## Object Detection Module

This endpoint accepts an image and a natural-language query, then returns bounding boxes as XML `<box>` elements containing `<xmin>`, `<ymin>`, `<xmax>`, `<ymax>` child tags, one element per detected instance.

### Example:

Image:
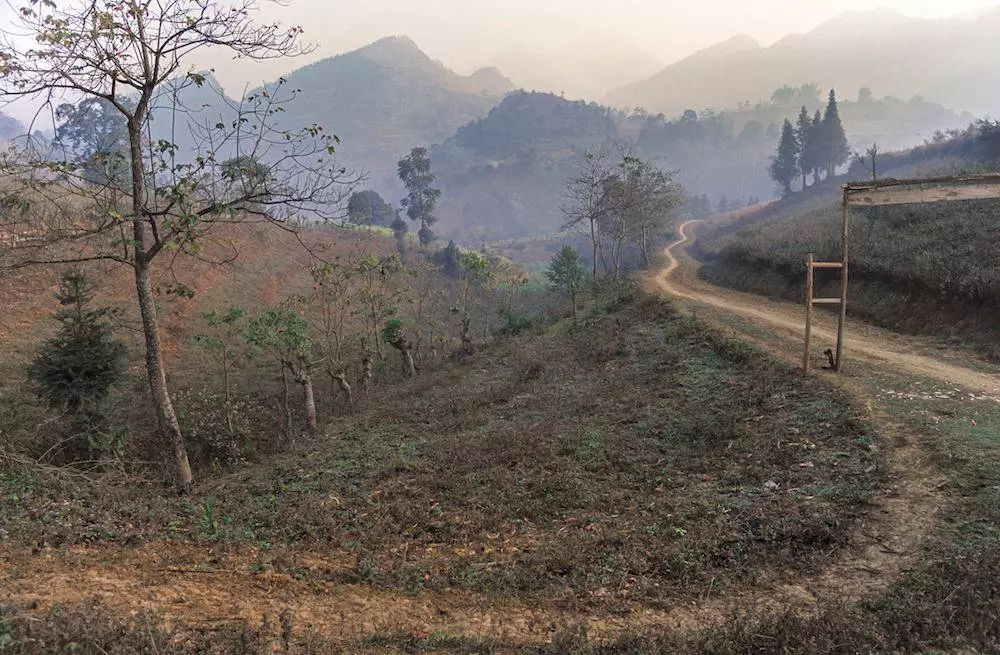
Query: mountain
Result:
<box><xmin>431</xmin><ymin>91</ymin><xmax>620</xmax><ymax>241</ymax></box>
<box><xmin>259</xmin><ymin>36</ymin><xmax>514</xmax><ymax>187</ymax></box>
<box><xmin>0</xmin><ymin>112</ymin><xmax>25</xmax><ymax>142</ymax></box>
<box><xmin>955</xmin><ymin>4</ymin><xmax>1000</xmax><ymax>19</ymax></box>
<box><xmin>606</xmin><ymin>8</ymin><xmax>1000</xmax><ymax>117</ymax></box>
<box><xmin>486</xmin><ymin>35</ymin><xmax>662</xmax><ymax>101</ymax></box>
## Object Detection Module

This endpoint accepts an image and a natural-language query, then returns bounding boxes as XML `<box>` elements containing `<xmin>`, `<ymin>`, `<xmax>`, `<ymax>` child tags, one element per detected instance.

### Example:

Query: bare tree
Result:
<box><xmin>0</xmin><ymin>0</ymin><xmax>355</xmax><ymax>486</ymax></box>
<box><xmin>854</xmin><ymin>142</ymin><xmax>881</xmax><ymax>182</ymax></box>
<box><xmin>601</xmin><ymin>153</ymin><xmax>683</xmax><ymax>274</ymax></box>
<box><xmin>562</xmin><ymin>147</ymin><xmax>613</xmax><ymax>283</ymax></box>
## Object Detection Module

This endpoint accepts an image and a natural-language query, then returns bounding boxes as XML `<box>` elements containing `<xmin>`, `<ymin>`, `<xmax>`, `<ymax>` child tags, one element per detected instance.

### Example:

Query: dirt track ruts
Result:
<box><xmin>654</xmin><ymin>219</ymin><xmax>1000</xmax><ymax>397</ymax></box>
<box><xmin>3</xmin><ymin>223</ymin><xmax>994</xmax><ymax>646</ymax></box>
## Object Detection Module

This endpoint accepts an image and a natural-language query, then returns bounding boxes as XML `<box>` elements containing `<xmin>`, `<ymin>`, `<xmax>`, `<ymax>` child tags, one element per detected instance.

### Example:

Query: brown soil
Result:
<box><xmin>4</xmin><ymin>219</ymin><xmax>995</xmax><ymax>646</ymax></box>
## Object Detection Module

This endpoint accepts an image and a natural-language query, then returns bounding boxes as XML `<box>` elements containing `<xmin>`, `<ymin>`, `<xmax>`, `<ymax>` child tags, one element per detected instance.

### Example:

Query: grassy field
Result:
<box><xmin>0</xmin><ymin>284</ymin><xmax>888</xmax><ymax>651</ymax></box>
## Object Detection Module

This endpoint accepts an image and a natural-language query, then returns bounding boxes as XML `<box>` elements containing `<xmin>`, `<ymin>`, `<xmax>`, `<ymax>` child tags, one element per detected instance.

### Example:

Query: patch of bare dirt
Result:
<box><xmin>0</xmin><ymin>222</ymin><xmax>977</xmax><ymax>645</ymax></box>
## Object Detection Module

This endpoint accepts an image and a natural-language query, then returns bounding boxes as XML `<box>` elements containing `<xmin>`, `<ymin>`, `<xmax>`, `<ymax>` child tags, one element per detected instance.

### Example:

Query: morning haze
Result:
<box><xmin>203</xmin><ymin>0</ymin><xmax>996</xmax><ymax>93</ymax></box>
<box><xmin>3</xmin><ymin>0</ymin><xmax>1000</xmax><ymax>649</ymax></box>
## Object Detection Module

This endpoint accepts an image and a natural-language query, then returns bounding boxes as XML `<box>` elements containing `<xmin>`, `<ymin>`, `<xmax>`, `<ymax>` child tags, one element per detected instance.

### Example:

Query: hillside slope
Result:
<box><xmin>0</xmin><ymin>286</ymin><xmax>890</xmax><ymax>649</ymax></box>
<box><xmin>607</xmin><ymin>8</ymin><xmax>1000</xmax><ymax>116</ymax></box>
<box><xmin>258</xmin><ymin>36</ymin><xmax>513</xmax><ymax>190</ymax></box>
<box><xmin>695</xmin><ymin>122</ymin><xmax>1000</xmax><ymax>359</ymax></box>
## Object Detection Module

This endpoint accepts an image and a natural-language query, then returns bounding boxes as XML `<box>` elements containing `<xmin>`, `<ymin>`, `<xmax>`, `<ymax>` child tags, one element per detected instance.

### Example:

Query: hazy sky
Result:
<box><xmin>211</xmin><ymin>0</ymin><xmax>996</xmax><ymax>81</ymax></box>
<box><xmin>1</xmin><ymin>0</ymin><xmax>996</xmax><ymax>120</ymax></box>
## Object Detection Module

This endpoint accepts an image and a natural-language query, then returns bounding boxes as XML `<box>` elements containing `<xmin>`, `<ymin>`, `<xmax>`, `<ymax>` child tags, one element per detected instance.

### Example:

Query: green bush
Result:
<box><xmin>175</xmin><ymin>390</ymin><xmax>272</xmax><ymax>469</ymax></box>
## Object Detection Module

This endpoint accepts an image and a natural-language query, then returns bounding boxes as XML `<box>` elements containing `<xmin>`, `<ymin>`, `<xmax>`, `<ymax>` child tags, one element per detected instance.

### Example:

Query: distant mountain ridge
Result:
<box><xmin>254</xmin><ymin>35</ymin><xmax>514</xmax><ymax>188</ymax></box>
<box><xmin>485</xmin><ymin>35</ymin><xmax>662</xmax><ymax>101</ymax></box>
<box><xmin>607</xmin><ymin>8</ymin><xmax>1000</xmax><ymax>116</ymax></box>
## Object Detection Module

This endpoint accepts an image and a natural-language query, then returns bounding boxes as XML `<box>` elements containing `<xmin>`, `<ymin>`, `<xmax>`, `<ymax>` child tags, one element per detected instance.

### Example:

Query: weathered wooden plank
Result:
<box><xmin>811</xmin><ymin>298</ymin><xmax>843</xmax><ymax>305</ymax></box>
<box><xmin>847</xmin><ymin>183</ymin><xmax>1000</xmax><ymax>206</ymax></box>
<box><xmin>811</xmin><ymin>262</ymin><xmax>844</xmax><ymax>269</ymax></box>
<box><xmin>804</xmin><ymin>254</ymin><xmax>814</xmax><ymax>373</ymax></box>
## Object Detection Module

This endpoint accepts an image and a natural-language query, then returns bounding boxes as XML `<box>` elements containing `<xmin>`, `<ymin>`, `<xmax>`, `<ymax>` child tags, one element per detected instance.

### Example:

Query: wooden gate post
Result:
<box><xmin>804</xmin><ymin>253</ymin><xmax>814</xmax><ymax>372</ymax></box>
<box><xmin>835</xmin><ymin>189</ymin><xmax>850</xmax><ymax>371</ymax></box>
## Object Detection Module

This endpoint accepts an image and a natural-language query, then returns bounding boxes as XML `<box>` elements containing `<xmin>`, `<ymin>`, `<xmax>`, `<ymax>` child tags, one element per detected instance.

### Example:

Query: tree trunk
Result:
<box><xmin>329</xmin><ymin>370</ymin><xmax>353</xmax><ymax>409</ymax></box>
<box><xmin>223</xmin><ymin>359</ymin><xmax>233</xmax><ymax>434</ymax></box>
<box><xmin>280</xmin><ymin>365</ymin><xmax>292</xmax><ymax>436</ymax></box>
<box><xmin>134</xmin><ymin>248</ymin><xmax>193</xmax><ymax>488</ymax></box>
<box><xmin>129</xmin><ymin>108</ymin><xmax>192</xmax><ymax>487</ymax></box>
<box><xmin>612</xmin><ymin>236</ymin><xmax>623</xmax><ymax>278</ymax></box>
<box><xmin>640</xmin><ymin>226</ymin><xmax>650</xmax><ymax>268</ymax></box>
<box><xmin>223</xmin><ymin>359</ymin><xmax>232</xmax><ymax>405</ymax></box>
<box><xmin>570</xmin><ymin>286</ymin><xmax>578</xmax><ymax>323</ymax></box>
<box><xmin>299</xmin><ymin>369</ymin><xmax>317</xmax><ymax>434</ymax></box>
<box><xmin>461</xmin><ymin>315</ymin><xmax>474</xmax><ymax>355</ymax></box>
<box><xmin>590</xmin><ymin>219</ymin><xmax>599</xmax><ymax>284</ymax></box>
<box><xmin>597</xmin><ymin>236</ymin><xmax>609</xmax><ymax>275</ymax></box>
<box><xmin>361</xmin><ymin>354</ymin><xmax>372</xmax><ymax>396</ymax></box>
<box><xmin>371</xmin><ymin>316</ymin><xmax>384</xmax><ymax>359</ymax></box>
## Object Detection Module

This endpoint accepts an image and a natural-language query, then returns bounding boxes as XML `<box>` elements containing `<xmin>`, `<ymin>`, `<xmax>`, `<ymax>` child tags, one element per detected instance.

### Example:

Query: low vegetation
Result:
<box><xmin>0</xmin><ymin>282</ymin><xmax>887</xmax><ymax>649</ymax></box>
<box><xmin>697</xmin><ymin>123</ymin><xmax>1000</xmax><ymax>359</ymax></box>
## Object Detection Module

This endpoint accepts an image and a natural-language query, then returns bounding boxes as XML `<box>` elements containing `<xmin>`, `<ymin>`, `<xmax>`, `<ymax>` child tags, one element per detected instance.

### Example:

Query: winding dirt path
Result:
<box><xmin>654</xmin><ymin>220</ymin><xmax>1000</xmax><ymax>396</ymax></box>
<box><xmin>4</xmin><ymin>224</ymin><xmax>996</xmax><ymax>647</ymax></box>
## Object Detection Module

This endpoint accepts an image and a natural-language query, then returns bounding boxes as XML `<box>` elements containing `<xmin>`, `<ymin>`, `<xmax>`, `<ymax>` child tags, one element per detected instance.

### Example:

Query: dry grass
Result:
<box><xmin>1</xmin><ymin>287</ymin><xmax>881</xmax><ymax>607</ymax></box>
<box><xmin>696</xmin><ymin>158</ymin><xmax>1000</xmax><ymax>360</ymax></box>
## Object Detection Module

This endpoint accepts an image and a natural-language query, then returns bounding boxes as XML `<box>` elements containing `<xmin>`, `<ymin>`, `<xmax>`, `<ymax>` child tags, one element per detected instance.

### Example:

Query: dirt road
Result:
<box><xmin>3</xmin><ymin>224</ymin><xmax>996</xmax><ymax>649</ymax></box>
<box><xmin>653</xmin><ymin>220</ymin><xmax>1000</xmax><ymax>397</ymax></box>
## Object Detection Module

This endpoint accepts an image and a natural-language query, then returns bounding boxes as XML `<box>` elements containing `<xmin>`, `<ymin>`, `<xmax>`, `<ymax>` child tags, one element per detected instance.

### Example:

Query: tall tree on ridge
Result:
<box><xmin>769</xmin><ymin>119</ymin><xmax>799</xmax><ymax>197</ymax></box>
<box><xmin>821</xmin><ymin>90</ymin><xmax>850</xmax><ymax>178</ymax></box>
<box><xmin>810</xmin><ymin>109</ymin><xmax>825</xmax><ymax>182</ymax></box>
<box><xmin>398</xmin><ymin>147</ymin><xmax>442</xmax><ymax>249</ymax></box>
<box><xmin>795</xmin><ymin>106</ymin><xmax>813</xmax><ymax>189</ymax></box>
<box><xmin>562</xmin><ymin>147</ymin><xmax>613</xmax><ymax>284</ymax></box>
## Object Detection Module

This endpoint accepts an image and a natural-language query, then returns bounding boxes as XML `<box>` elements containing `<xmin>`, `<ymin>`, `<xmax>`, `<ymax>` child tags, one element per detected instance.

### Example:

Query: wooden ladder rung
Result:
<box><xmin>811</xmin><ymin>298</ymin><xmax>843</xmax><ymax>305</ymax></box>
<box><xmin>811</xmin><ymin>262</ymin><xmax>844</xmax><ymax>269</ymax></box>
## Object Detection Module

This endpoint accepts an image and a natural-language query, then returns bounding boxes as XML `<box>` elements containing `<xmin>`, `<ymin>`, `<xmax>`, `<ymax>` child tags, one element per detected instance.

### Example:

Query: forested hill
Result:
<box><xmin>431</xmin><ymin>91</ymin><xmax>618</xmax><ymax>242</ymax></box>
<box><xmin>448</xmin><ymin>91</ymin><xmax>618</xmax><ymax>159</ymax></box>
<box><xmin>607</xmin><ymin>8</ymin><xmax>1000</xmax><ymax>118</ymax></box>
<box><xmin>426</xmin><ymin>89</ymin><xmax>968</xmax><ymax>242</ymax></box>
<box><xmin>0</xmin><ymin>112</ymin><xmax>24</xmax><ymax>142</ymax></box>
<box><xmin>257</xmin><ymin>36</ymin><xmax>513</xmax><ymax>189</ymax></box>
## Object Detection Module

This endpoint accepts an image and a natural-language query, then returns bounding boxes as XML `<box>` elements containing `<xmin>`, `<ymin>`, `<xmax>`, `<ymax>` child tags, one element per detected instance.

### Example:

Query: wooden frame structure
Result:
<box><xmin>804</xmin><ymin>173</ymin><xmax>1000</xmax><ymax>373</ymax></box>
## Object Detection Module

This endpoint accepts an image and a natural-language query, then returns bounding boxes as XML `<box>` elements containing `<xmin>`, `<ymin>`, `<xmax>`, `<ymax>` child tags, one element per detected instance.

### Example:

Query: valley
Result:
<box><xmin>1</xmin><ymin>1</ymin><xmax>1000</xmax><ymax>653</ymax></box>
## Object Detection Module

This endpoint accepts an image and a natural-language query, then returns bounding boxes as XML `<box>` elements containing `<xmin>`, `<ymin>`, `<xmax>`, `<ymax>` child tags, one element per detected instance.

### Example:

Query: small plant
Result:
<box><xmin>196</xmin><ymin>498</ymin><xmax>221</xmax><ymax>542</ymax></box>
<box><xmin>175</xmin><ymin>389</ymin><xmax>263</xmax><ymax>468</ymax></box>
<box><xmin>545</xmin><ymin>245</ymin><xmax>586</xmax><ymax>321</ymax></box>
<box><xmin>498</xmin><ymin>308</ymin><xmax>533</xmax><ymax>336</ymax></box>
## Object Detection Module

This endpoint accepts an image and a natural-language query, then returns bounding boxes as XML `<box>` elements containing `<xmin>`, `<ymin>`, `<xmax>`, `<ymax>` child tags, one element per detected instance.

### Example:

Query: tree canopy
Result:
<box><xmin>398</xmin><ymin>147</ymin><xmax>442</xmax><ymax>248</ymax></box>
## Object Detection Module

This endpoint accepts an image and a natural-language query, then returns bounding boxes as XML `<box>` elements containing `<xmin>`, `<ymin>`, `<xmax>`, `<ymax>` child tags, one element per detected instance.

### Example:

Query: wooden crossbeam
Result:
<box><xmin>806</xmin><ymin>172</ymin><xmax>1000</xmax><ymax>375</ymax></box>
<box><xmin>845</xmin><ymin>174</ymin><xmax>1000</xmax><ymax>207</ymax></box>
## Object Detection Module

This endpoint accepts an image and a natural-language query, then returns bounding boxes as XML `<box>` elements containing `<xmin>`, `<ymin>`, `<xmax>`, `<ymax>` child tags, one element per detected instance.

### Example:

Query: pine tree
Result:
<box><xmin>810</xmin><ymin>110</ymin><xmax>824</xmax><ymax>182</ymax></box>
<box><xmin>28</xmin><ymin>270</ymin><xmax>126</xmax><ymax>427</ymax></box>
<box><xmin>769</xmin><ymin>119</ymin><xmax>799</xmax><ymax>197</ymax></box>
<box><xmin>795</xmin><ymin>106</ymin><xmax>813</xmax><ymax>189</ymax></box>
<box><xmin>821</xmin><ymin>90</ymin><xmax>850</xmax><ymax>178</ymax></box>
